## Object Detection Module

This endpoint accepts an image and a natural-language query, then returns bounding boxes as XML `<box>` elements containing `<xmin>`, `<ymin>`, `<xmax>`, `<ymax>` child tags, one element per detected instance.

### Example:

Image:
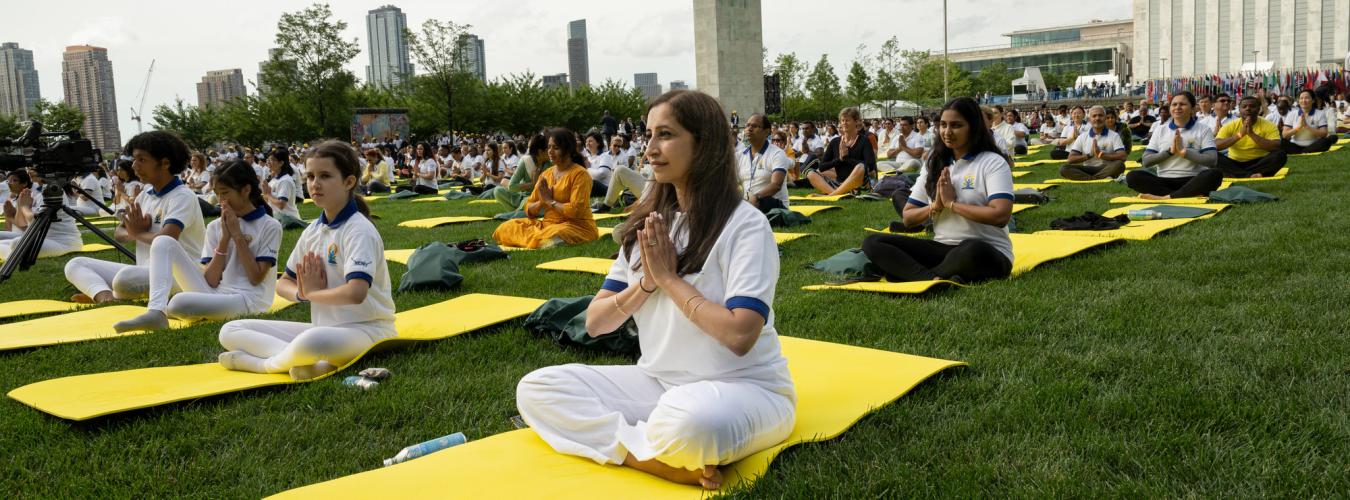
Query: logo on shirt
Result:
<box><xmin>961</xmin><ymin>174</ymin><xmax>976</xmax><ymax>190</ymax></box>
<box><xmin>153</xmin><ymin>209</ymin><xmax>164</xmax><ymax>225</ymax></box>
<box><xmin>353</xmin><ymin>259</ymin><xmax>371</xmax><ymax>267</ymax></box>
<box><xmin>326</xmin><ymin>243</ymin><xmax>339</xmax><ymax>265</ymax></box>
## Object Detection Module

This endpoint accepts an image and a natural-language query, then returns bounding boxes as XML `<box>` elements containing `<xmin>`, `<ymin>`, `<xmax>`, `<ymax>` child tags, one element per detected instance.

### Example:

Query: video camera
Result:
<box><xmin>0</xmin><ymin>121</ymin><xmax>103</xmax><ymax>181</ymax></box>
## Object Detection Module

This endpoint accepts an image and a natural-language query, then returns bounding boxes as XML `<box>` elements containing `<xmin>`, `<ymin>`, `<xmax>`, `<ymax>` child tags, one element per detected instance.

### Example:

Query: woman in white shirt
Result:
<box><xmin>517</xmin><ymin>90</ymin><xmax>794</xmax><ymax>491</ymax></box>
<box><xmin>1128</xmin><ymin>91</ymin><xmax>1224</xmax><ymax>200</ymax></box>
<box><xmin>219</xmin><ymin>141</ymin><xmax>395</xmax><ymax>380</ymax></box>
<box><xmin>111</xmin><ymin>159</ymin><xmax>143</xmax><ymax>215</ymax></box>
<box><xmin>113</xmin><ymin>161</ymin><xmax>283</xmax><ymax>333</ymax></box>
<box><xmin>1281</xmin><ymin>88</ymin><xmax>1338</xmax><ymax>154</ymax></box>
<box><xmin>479</xmin><ymin>142</ymin><xmax>507</xmax><ymax>188</ymax></box>
<box><xmin>1050</xmin><ymin>106</ymin><xmax>1086</xmax><ymax>160</ymax></box>
<box><xmin>0</xmin><ymin>169</ymin><xmax>84</xmax><ymax>260</ymax></box>
<box><xmin>264</xmin><ymin>149</ymin><xmax>303</xmax><ymax>224</ymax></box>
<box><xmin>396</xmin><ymin>143</ymin><xmax>440</xmax><ymax>195</ymax></box>
<box><xmin>859</xmin><ymin>97</ymin><xmax>1015</xmax><ymax>284</ymax></box>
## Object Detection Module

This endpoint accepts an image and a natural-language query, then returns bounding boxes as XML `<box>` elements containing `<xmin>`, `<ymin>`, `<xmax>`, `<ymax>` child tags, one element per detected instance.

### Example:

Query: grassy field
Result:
<box><xmin>1</xmin><ymin>143</ymin><xmax>1347</xmax><ymax>498</ymax></box>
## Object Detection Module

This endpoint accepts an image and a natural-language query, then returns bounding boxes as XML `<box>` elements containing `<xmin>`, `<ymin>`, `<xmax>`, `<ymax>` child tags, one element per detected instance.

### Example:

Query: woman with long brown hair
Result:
<box><xmin>516</xmin><ymin>90</ymin><xmax>794</xmax><ymax>490</ymax></box>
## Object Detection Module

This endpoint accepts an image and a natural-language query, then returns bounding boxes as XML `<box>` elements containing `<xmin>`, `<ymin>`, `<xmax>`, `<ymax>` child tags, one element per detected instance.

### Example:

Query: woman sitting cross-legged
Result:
<box><xmin>491</xmin><ymin>128</ymin><xmax>600</xmax><ymax>249</ymax></box>
<box><xmin>112</xmin><ymin>161</ymin><xmax>283</xmax><ymax>332</ymax></box>
<box><xmin>860</xmin><ymin>96</ymin><xmax>1015</xmax><ymax>284</ymax></box>
<box><xmin>0</xmin><ymin>170</ymin><xmax>84</xmax><ymax>260</ymax></box>
<box><xmin>516</xmin><ymin>90</ymin><xmax>795</xmax><ymax>491</ymax></box>
<box><xmin>1126</xmin><ymin>91</ymin><xmax>1224</xmax><ymax>200</ymax></box>
<box><xmin>495</xmin><ymin>134</ymin><xmax>548</xmax><ymax>210</ymax></box>
<box><xmin>217</xmin><ymin>141</ymin><xmax>395</xmax><ymax>380</ymax></box>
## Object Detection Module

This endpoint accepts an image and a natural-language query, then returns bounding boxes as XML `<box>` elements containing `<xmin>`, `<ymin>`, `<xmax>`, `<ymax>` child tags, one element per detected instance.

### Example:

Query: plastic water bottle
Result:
<box><xmin>342</xmin><ymin>376</ymin><xmax>379</xmax><ymax>390</ymax></box>
<box><xmin>382</xmin><ymin>432</ymin><xmax>468</xmax><ymax>467</ymax></box>
<box><xmin>1127</xmin><ymin>209</ymin><xmax>1163</xmax><ymax>221</ymax></box>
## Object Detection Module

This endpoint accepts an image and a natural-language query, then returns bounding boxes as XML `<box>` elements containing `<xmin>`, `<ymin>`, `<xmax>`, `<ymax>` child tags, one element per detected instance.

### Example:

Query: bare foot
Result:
<box><xmin>70</xmin><ymin>293</ymin><xmax>94</xmax><ymax>304</ymax></box>
<box><xmin>623</xmin><ymin>454</ymin><xmax>723</xmax><ymax>490</ymax></box>
<box><xmin>1250</xmin><ymin>173</ymin><xmax>1264</xmax><ymax>178</ymax></box>
<box><xmin>698</xmin><ymin>466</ymin><xmax>723</xmax><ymax>490</ymax></box>
<box><xmin>1137</xmin><ymin>193</ymin><xmax>1170</xmax><ymax>200</ymax></box>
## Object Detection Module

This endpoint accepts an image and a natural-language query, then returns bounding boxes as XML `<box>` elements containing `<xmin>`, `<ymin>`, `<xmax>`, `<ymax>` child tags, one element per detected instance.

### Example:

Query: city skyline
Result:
<box><xmin>6</xmin><ymin>0</ymin><xmax>1131</xmax><ymax>140</ymax></box>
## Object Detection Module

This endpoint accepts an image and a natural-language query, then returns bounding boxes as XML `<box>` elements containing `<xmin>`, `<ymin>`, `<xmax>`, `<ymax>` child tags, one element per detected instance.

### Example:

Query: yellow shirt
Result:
<box><xmin>1217</xmin><ymin>118</ymin><xmax>1280</xmax><ymax>162</ymax></box>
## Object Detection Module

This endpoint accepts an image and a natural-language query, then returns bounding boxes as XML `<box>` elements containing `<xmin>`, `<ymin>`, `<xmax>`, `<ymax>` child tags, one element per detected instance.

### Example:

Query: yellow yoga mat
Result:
<box><xmin>535</xmin><ymin>257</ymin><xmax>614</xmax><ymax>275</ymax></box>
<box><xmin>1125</xmin><ymin>160</ymin><xmax>1143</xmax><ymax>169</ymax></box>
<box><xmin>1013</xmin><ymin>159</ymin><xmax>1068</xmax><ymax>168</ymax></box>
<box><xmin>0</xmin><ymin>243</ymin><xmax>115</xmax><ymax>263</ymax></box>
<box><xmin>771</xmin><ymin>232</ymin><xmax>812</xmax><ymax>244</ymax></box>
<box><xmin>0</xmin><ymin>294</ymin><xmax>295</xmax><ymax>352</ymax></box>
<box><xmin>1044</xmin><ymin>177</ymin><xmax>1114</xmax><ymax>184</ymax></box>
<box><xmin>1108</xmin><ymin>196</ymin><xmax>1210</xmax><ymax>204</ymax></box>
<box><xmin>1101</xmin><ymin>203</ymin><xmax>1230</xmax><ymax>218</ymax></box>
<box><xmin>1033</xmin><ymin>204</ymin><xmax>1227</xmax><ymax>241</ymax></box>
<box><xmin>1224</xmin><ymin>168</ymin><xmax>1288</xmax><ymax>182</ymax></box>
<box><xmin>8</xmin><ymin>294</ymin><xmax>546</xmax><ymax>421</ymax></box>
<box><xmin>788</xmin><ymin>205</ymin><xmax>839</xmax><ymax>217</ymax></box>
<box><xmin>1011</xmin><ymin>204</ymin><xmax>1038</xmax><ymax>214</ymax></box>
<box><xmin>0</xmin><ymin>299</ymin><xmax>88</xmax><ymax>321</ymax></box>
<box><xmin>788</xmin><ymin>193</ymin><xmax>851</xmax><ymax>202</ymax></box>
<box><xmin>468</xmin><ymin>199</ymin><xmax>498</xmax><ymax>205</ymax></box>
<box><xmin>409</xmin><ymin>197</ymin><xmax>449</xmax><ymax>203</ymax></box>
<box><xmin>268</xmin><ymin>335</ymin><xmax>964</xmax><ymax>499</ymax></box>
<box><xmin>1011</xmin><ymin>171</ymin><xmax>1030</xmax><ymax>178</ymax></box>
<box><xmin>802</xmin><ymin>233</ymin><xmax>1123</xmax><ymax>294</ymax></box>
<box><xmin>396</xmin><ymin>216</ymin><xmax>492</xmax><ymax>229</ymax></box>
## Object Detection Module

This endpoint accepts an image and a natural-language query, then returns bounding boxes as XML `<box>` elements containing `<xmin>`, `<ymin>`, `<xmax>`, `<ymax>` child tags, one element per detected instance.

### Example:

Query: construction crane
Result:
<box><xmin>129</xmin><ymin>59</ymin><xmax>155</xmax><ymax>133</ymax></box>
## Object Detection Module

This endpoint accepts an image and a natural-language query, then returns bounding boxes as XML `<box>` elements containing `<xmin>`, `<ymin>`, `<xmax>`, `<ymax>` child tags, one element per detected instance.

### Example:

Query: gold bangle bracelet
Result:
<box><xmin>612</xmin><ymin>295</ymin><xmax>630</xmax><ymax>317</ymax></box>
<box><xmin>683</xmin><ymin>294</ymin><xmax>701</xmax><ymax>316</ymax></box>
<box><xmin>689</xmin><ymin>298</ymin><xmax>707</xmax><ymax>321</ymax></box>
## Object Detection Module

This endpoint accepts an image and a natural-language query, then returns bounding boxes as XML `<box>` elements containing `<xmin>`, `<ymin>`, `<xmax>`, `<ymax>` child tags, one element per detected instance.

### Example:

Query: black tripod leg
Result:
<box><xmin>0</xmin><ymin>206</ymin><xmax>59</xmax><ymax>282</ymax></box>
<box><xmin>63</xmin><ymin>207</ymin><xmax>134</xmax><ymax>260</ymax></box>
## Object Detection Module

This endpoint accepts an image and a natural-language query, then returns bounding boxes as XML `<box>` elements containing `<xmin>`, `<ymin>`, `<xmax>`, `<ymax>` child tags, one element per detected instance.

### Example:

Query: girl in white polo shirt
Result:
<box><xmin>1128</xmin><ymin>91</ymin><xmax>1224</xmax><ymax>200</ymax></box>
<box><xmin>860</xmin><ymin>96</ymin><xmax>1015</xmax><ymax>284</ymax></box>
<box><xmin>264</xmin><ymin>149</ymin><xmax>303</xmax><ymax>224</ymax></box>
<box><xmin>1281</xmin><ymin>89</ymin><xmax>1338</xmax><ymax>154</ymax></box>
<box><xmin>218</xmin><ymin>140</ymin><xmax>395</xmax><ymax>380</ymax></box>
<box><xmin>112</xmin><ymin>161</ymin><xmax>283</xmax><ymax>333</ymax></box>
<box><xmin>517</xmin><ymin>90</ymin><xmax>794</xmax><ymax>491</ymax></box>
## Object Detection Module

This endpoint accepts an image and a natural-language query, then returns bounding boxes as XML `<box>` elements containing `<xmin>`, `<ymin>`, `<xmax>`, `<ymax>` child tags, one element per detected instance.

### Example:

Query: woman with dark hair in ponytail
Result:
<box><xmin>517</xmin><ymin>90</ymin><xmax>794</xmax><ymax>491</ymax></box>
<box><xmin>112</xmin><ymin>161</ymin><xmax>284</xmax><ymax>332</ymax></box>
<box><xmin>858</xmin><ymin>96</ymin><xmax>1015</xmax><ymax>284</ymax></box>
<box><xmin>217</xmin><ymin>140</ymin><xmax>394</xmax><ymax>380</ymax></box>
<box><xmin>492</xmin><ymin>128</ymin><xmax>600</xmax><ymax>249</ymax></box>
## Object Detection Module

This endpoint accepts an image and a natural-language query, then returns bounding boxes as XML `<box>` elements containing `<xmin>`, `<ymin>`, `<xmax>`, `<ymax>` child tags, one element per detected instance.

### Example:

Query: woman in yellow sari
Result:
<box><xmin>492</xmin><ymin>128</ymin><xmax>600</xmax><ymax>249</ymax></box>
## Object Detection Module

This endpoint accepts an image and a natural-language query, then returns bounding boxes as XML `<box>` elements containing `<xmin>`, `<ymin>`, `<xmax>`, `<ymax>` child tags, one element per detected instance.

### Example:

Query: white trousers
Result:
<box><xmin>516</xmin><ymin>364</ymin><xmax>795</xmax><ymax>471</ymax></box>
<box><xmin>218</xmin><ymin>319</ymin><xmax>386</xmax><ymax>373</ymax></box>
<box><xmin>877</xmin><ymin>159</ymin><xmax>922</xmax><ymax>174</ymax></box>
<box><xmin>146</xmin><ymin>235</ymin><xmax>253</xmax><ymax>320</ymax></box>
<box><xmin>604</xmin><ymin>165</ymin><xmax>647</xmax><ymax>206</ymax></box>
<box><xmin>0</xmin><ymin>229</ymin><xmax>83</xmax><ymax>260</ymax></box>
<box><xmin>64</xmin><ymin>257</ymin><xmax>150</xmax><ymax>299</ymax></box>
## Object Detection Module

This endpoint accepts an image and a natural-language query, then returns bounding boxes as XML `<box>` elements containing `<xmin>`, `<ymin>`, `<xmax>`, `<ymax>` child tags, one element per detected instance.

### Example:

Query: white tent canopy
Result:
<box><xmin>859</xmin><ymin>100</ymin><xmax>923</xmax><ymax>119</ymax></box>
<box><xmin>1011</xmin><ymin>67</ymin><xmax>1046</xmax><ymax>101</ymax></box>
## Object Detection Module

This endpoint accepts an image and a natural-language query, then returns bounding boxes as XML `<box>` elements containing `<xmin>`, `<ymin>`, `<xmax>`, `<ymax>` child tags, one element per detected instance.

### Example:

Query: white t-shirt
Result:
<box><xmin>588</xmin><ymin>152</ymin><xmax>614</xmax><ymax>186</ymax></box>
<box><xmin>1009</xmin><ymin>123</ymin><xmax>1029</xmax><ymax>147</ymax></box>
<box><xmin>1068</xmin><ymin>127</ymin><xmax>1127</xmax><ymax>156</ymax></box>
<box><xmin>906</xmin><ymin>151</ymin><xmax>1015</xmax><ymax>261</ymax></box>
<box><xmin>251</xmin><ymin>163</ymin><xmax>269</xmax><ymax>183</ymax></box>
<box><xmin>200</xmin><ymin>205</ymin><xmax>282</xmax><ymax>313</ymax></box>
<box><xmin>1144</xmin><ymin>117</ymin><xmax>1218</xmax><ymax>178</ymax></box>
<box><xmin>132</xmin><ymin>178</ymin><xmax>206</xmax><ymax>266</ymax></box>
<box><xmin>1264</xmin><ymin>110</ymin><xmax>1289</xmax><ymax>126</ymax></box>
<box><xmin>602</xmin><ymin>203</ymin><xmax>793</xmax><ymax>392</ymax></box>
<box><xmin>415</xmin><ymin>159</ymin><xmax>439</xmax><ymax>189</ymax></box>
<box><xmin>892</xmin><ymin>131</ymin><xmax>925</xmax><ymax>162</ymax></box>
<box><xmin>460</xmin><ymin>154</ymin><xmax>484</xmax><ymax>176</ymax></box>
<box><xmin>1283</xmin><ymin>107</ymin><xmax>1332</xmax><ymax>146</ymax></box>
<box><xmin>75</xmin><ymin>173</ymin><xmax>102</xmax><ymax>213</ymax></box>
<box><xmin>737</xmin><ymin>141</ymin><xmax>792</xmax><ymax>204</ymax></box>
<box><xmin>99</xmin><ymin>176</ymin><xmax>113</xmax><ymax>200</ymax></box>
<box><xmin>22</xmin><ymin>188</ymin><xmax>82</xmax><ymax>247</ymax></box>
<box><xmin>193</xmin><ymin>170</ymin><xmax>212</xmax><ymax>194</ymax></box>
<box><xmin>269</xmin><ymin>173</ymin><xmax>301</xmax><ymax>219</ymax></box>
<box><xmin>794</xmin><ymin>135</ymin><xmax>826</xmax><ymax>156</ymax></box>
<box><xmin>284</xmin><ymin>200</ymin><xmax>395</xmax><ymax>332</ymax></box>
<box><xmin>875</xmin><ymin>128</ymin><xmax>901</xmax><ymax>159</ymax></box>
<box><xmin>1199</xmin><ymin>113</ymin><xmax>1236</xmax><ymax>134</ymax></box>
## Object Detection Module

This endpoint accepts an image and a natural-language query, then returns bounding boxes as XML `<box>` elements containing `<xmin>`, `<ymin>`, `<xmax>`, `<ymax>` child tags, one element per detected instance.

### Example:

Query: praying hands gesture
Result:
<box><xmin>1170</xmin><ymin>132</ymin><xmax>1186</xmax><ymax>156</ymax></box>
<box><xmin>122</xmin><ymin>201</ymin><xmax>152</xmax><ymax>237</ymax></box>
<box><xmin>638</xmin><ymin>212</ymin><xmax>679</xmax><ymax>289</ymax></box>
<box><xmin>219</xmin><ymin>203</ymin><xmax>242</xmax><ymax>243</ymax></box>
<box><xmin>931</xmin><ymin>168</ymin><xmax>957</xmax><ymax>216</ymax></box>
<box><xmin>1090</xmin><ymin>138</ymin><xmax>1102</xmax><ymax>159</ymax></box>
<box><xmin>294</xmin><ymin>251</ymin><xmax>329</xmax><ymax>301</ymax></box>
<box><xmin>15</xmin><ymin>188</ymin><xmax>32</xmax><ymax>211</ymax></box>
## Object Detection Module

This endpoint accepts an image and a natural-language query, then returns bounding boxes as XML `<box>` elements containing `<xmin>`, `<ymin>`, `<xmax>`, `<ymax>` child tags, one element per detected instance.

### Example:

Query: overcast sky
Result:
<box><xmin>9</xmin><ymin>0</ymin><xmax>1129</xmax><ymax>139</ymax></box>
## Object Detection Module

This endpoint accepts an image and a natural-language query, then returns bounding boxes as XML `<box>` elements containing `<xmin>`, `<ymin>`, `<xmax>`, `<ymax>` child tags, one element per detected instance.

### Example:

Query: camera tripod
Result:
<box><xmin>0</xmin><ymin>180</ymin><xmax>133</xmax><ymax>284</ymax></box>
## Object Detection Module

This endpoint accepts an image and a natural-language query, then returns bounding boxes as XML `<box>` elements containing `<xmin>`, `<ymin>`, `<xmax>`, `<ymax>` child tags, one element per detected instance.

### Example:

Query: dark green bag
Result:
<box><xmin>523</xmin><ymin>296</ymin><xmax>640</xmax><ymax>356</ymax></box>
<box><xmin>444</xmin><ymin>239</ymin><xmax>509</xmax><ymax>265</ymax></box>
<box><xmin>765</xmin><ymin>208</ymin><xmax>812</xmax><ymax>227</ymax></box>
<box><xmin>495</xmin><ymin>210</ymin><xmax>527</xmax><ymax>220</ymax></box>
<box><xmin>1208</xmin><ymin>186</ymin><xmax>1278</xmax><ymax>203</ymax></box>
<box><xmin>396</xmin><ymin>242</ymin><xmax>464</xmax><ymax>292</ymax></box>
<box><xmin>387</xmin><ymin>189</ymin><xmax>420</xmax><ymax>200</ymax></box>
<box><xmin>809</xmin><ymin>248</ymin><xmax>881</xmax><ymax>278</ymax></box>
<box><xmin>442</xmin><ymin>190</ymin><xmax>473</xmax><ymax>200</ymax></box>
<box><xmin>277</xmin><ymin>213</ymin><xmax>308</xmax><ymax>230</ymax></box>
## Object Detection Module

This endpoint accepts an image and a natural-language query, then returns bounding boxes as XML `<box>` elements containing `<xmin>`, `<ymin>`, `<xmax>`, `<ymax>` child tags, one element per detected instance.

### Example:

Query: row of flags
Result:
<box><xmin>1143</xmin><ymin>68</ymin><xmax>1348</xmax><ymax>103</ymax></box>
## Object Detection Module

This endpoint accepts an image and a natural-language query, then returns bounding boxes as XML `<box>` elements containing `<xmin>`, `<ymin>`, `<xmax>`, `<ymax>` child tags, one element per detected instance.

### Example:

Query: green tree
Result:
<box><xmin>150</xmin><ymin>99</ymin><xmax>219</xmax><ymax>149</ymax></box>
<box><xmin>804</xmin><ymin>54</ymin><xmax>842</xmax><ymax>119</ymax></box>
<box><xmin>0</xmin><ymin>113</ymin><xmax>22</xmax><ymax>140</ymax></box>
<box><xmin>31</xmin><ymin>99</ymin><xmax>85</xmax><ymax>135</ymax></box>
<box><xmin>845</xmin><ymin>60</ymin><xmax>872</xmax><ymax>104</ymax></box>
<box><xmin>871</xmin><ymin>37</ymin><xmax>905</xmax><ymax>116</ymax></box>
<box><xmin>406</xmin><ymin>18</ymin><xmax>473</xmax><ymax>134</ymax></box>
<box><xmin>971</xmin><ymin>62</ymin><xmax>1016</xmax><ymax>98</ymax></box>
<box><xmin>266</xmin><ymin>3</ymin><xmax>360</xmax><ymax>138</ymax></box>
<box><xmin>897</xmin><ymin>51</ymin><xmax>972</xmax><ymax>107</ymax></box>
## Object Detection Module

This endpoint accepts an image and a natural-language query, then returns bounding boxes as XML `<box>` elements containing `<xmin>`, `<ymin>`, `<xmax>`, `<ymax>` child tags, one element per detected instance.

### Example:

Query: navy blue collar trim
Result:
<box><xmin>241</xmin><ymin>205</ymin><xmax>268</xmax><ymax>221</ymax></box>
<box><xmin>744</xmin><ymin>140</ymin><xmax>770</xmax><ymax>156</ymax></box>
<box><xmin>1168</xmin><ymin>117</ymin><xmax>1197</xmax><ymax>130</ymax></box>
<box><xmin>318</xmin><ymin>199</ymin><xmax>359</xmax><ymax>228</ymax></box>
<box><xmin>945</xmin><ymin>152</ymin><xmax>977</xmax><ymax>166</ymax></box>
<box><xmin>149</xmin><ymin>177</ymin><xmax>184</xmax><ymax>197</ymax></box>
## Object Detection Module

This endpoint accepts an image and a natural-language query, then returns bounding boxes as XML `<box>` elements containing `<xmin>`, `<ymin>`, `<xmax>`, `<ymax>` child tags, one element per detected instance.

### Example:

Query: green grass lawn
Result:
<box><xmin>1</xmin><ymin>144</ymin><xmax>1347</xmax><ymax>497</ymax></box>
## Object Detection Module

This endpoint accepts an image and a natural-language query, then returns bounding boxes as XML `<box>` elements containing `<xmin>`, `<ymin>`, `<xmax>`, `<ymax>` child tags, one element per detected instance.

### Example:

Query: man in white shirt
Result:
<box><xmin>1199</xmin><ymin>93</ymin><xmax>1235</xmax><ymax>133</ymax></box>
<box><xmin>877</xmin><ymin>116</ymin><xmax>926</xmax><ymax>173</ymax></box>
<box><xmin>1061</xmin><ymin>105</ymin><xmax>1128</xmax><ymax>180</ymax></box>
<box><xmin>792</xmin><ymin>122</ymin><xmax>827</xmax><ymax>179</ymax></box>
<box><xmin>736</xmin><ymin>114</ymin><xmax>792</xmax><ymax>213</ymax></box>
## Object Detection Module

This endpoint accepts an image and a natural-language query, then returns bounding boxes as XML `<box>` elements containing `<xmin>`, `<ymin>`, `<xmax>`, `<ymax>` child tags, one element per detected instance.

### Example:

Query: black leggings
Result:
<box><xmin>1049</xmin><ymin>147</ymin><xmax>1069</xmax><ymax>160</ymax></box>
<box><xmin>755</xmin><ymin>196</ymin><xmax>786</xmax><ymax>213</ymax></box>
<box><xmin>396</xmin><ymin>184</ymin><xmax>438</xmax><ymax>195</ymax></box>
<box><xmin>1281</xmin><ymin>135</ymin><xmax>1336</xmax><ymax>154</ymax></box>
<box><xmin>861</xmin><ymin>234</ymin><xmax>1012</xmax><ymax>283</ymax></box>
<box><xmin>1125</xmin><ymin>169</ymin><xmax>1224</xmax><ymax>198</ymax></box>
<box><xmin>1216</xmin><ymin>151</ymin><xmax>1287</xmax><ymax>178</ymax></box>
